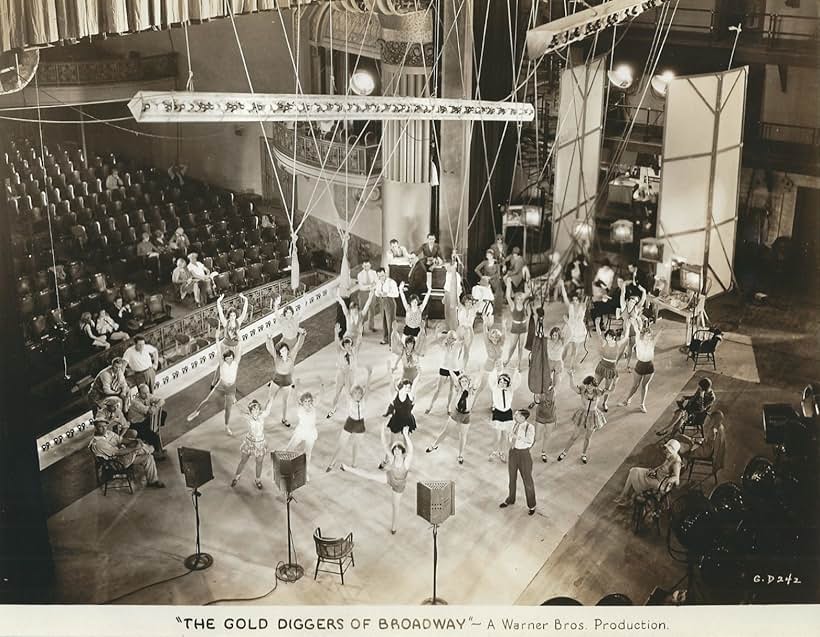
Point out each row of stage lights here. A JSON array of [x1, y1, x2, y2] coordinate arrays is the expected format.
[[607, 65, 676, 98]]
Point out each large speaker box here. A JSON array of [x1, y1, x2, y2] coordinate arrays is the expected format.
[[178, 447, 214, 489], [272, 451, 307, 493], [417, 480, 455, 525], [762, 403, 797, 445]]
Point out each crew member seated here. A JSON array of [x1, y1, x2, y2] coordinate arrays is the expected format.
[[89, 418, 165, 489]]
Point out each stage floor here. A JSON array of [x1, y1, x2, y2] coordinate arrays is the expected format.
[[48, 305, 699, 605]]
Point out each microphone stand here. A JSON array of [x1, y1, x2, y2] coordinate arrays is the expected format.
[[422, 524, 447, 605], [275, 491, 304, 582], [184, 487, 213, 570]]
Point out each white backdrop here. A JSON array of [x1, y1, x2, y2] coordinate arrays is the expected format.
[[657, 67, 748, 296]]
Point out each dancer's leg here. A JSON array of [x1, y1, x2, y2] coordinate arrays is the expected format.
[[428, 419, 451, 450], [186, 385, 219, 421], [328, 430, 351, 470], [350, 435, 359, 467], [391, 491, 402, 533], [233, 452, 250, 480], [304, 439, 315, 481], [457, 422, 470, 459], [224, 393, 235, 428], [342, 464, 389, 484], [581, 428, 594, 454], [328, 370, 346, 416], [254, 456, 263, 480], [280, 386, 292, 423], [621, 373, 642, 405], [425, 377, 445, 413], [639, 373, 655, 410], [559, 428, 581, 457]]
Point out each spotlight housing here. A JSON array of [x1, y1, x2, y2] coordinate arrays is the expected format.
[[349, 69, 376, 96]]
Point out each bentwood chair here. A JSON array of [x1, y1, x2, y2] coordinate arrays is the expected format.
[[313, 528, 355, 584]]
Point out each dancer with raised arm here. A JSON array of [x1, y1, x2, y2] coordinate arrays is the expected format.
[[265, 328, 306, 427], [398, 281, 432, 349], [389, 322, 421, 388], [341, 426, 414, 535], [326, 325, 360, 418], [426, 373, 478, 465], [593, 321, 630, 412], [380, 379, 417, 468], [455, 294, 480, 370], [286, 392, 319, 482], [560, 280, 588, 371], [186, 339, 243, 435], [337, 288, 374, 344], [557, 371, 607, 464], [619, 281, 648, 370], [230, 398, 273, 490], [326, 366, 373, 472], [619, 321, 662, 413], [475, 317, 506, 396], [487, 368, 521, 462], [217, 292, 249, 348], [442, 254, 464, 332], [271, 295, 303, 350], [504, 281, 531, 370], [424, 329, 464, 415], [474, 249, 504, 310]]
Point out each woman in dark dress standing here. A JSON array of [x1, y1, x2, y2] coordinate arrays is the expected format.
[[380, 379, 417, 469]]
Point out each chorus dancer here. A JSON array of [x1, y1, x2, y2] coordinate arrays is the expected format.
[[217, 292, 249, 348], [186, 339, 243, 435], [475, 317, 506, 396], [424, 328, 464, 415], [341, 426, 413, 535], [474, 249, 504, 310], [546, 326, 566, 389], [504, 280, 531, 370], [337, 288, 375, 344], [534, 384, 557, 463], [455, 294, 480, 370], [271, 295, 303, 349], [326, 367, 373, 472], [389, 322, 421, 389], [504, 246, 530, 295], [619, 281, 648, 371], [556, 371, 607, 464], [593, 321, 630, 412], [560, 279, 589, 371], [285, 392, 319, 482], [487, 369, 521, 462], [265, 328, 306, 427], [327, 325, 361, 419], [619, 321, 662, 413], [230, 398, 273, 490], [442, 253, 464, 332], [380, 379, 418, 469], [398, 281, 432, 350], [426, 373, 477, 464], [527, 305, 551, 408], [471, 276, 496, 322]]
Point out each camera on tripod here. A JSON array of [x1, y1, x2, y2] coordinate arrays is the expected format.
[[762, 384, 818, 461]]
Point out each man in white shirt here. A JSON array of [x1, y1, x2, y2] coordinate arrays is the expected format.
[[105, 169, 123, 191], [89, 419, 165, 488], [356, 260, 379, 333], [122, 335, 159, 392], [374, 267, 399, 345], [499, 408, 536, 515], [187, 252, 215, 302]]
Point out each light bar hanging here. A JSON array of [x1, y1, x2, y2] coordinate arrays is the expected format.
[[526, 0, 669, 59], [128, 91, 535, 123]]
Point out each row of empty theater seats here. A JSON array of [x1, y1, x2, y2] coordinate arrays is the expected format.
[[4, 137, 296, 374]]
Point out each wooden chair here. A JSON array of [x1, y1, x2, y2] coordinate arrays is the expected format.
[[632, 476, 675, 537], [91, 450, 135, 495], [685, 429, 727, 486], [686, 328, 721, 370], [313, 527, 355, 584]]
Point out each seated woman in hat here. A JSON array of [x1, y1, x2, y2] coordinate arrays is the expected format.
[[614, 438, 682, 507]]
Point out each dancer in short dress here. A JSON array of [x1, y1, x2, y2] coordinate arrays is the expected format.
[[380, 379, 417, 468], [398, 281, 432, 349], [557, 371, 607, 464], [546, 326, 566, 389], [474, 249, 504, 310], [230, 399, 273, 490], [504, 281, 531, 370], [475, 317, 506, 396], [326, 367, 373, 471], [425, 328, 464, 414], [341, 426, 414, 535], [389, 322, 421, 389], [455, 294, 480, 370], [487, 369, 521, 462], [186, 339, 243, 435], [426, 373, 478, 464], [442, 254, 464, 332], [560, 280, 588, 370], [285, 392, 319, 482], [593, 322, 630, 412], [504, 247, 530, 294], [217, 292, 249, 348], [271, 294, 302, 350], [265, 329, 306, 427], [619, 282, 648, 370], [619, 321, 662, 413], [327, 325, 361, 418], [471, 276, 496, 321], [337, 288, 374, 344]]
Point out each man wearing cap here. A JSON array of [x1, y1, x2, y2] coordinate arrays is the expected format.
[[88, 358, 129, 414], [127, 384, 167, 458], [123, 335, 160, 392], [614, 438, 682, 506], [88, 418, 165, 488]]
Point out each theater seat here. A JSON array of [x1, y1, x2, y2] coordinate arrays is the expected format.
[[247, 262, 264, 287], [230, 267, 247, 291], [146, 294, 171, 323]]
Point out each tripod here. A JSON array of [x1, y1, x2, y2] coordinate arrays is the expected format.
[[275, 492, 303, 582], [184, 488, 213, 571], [421, 524, 447, 605]]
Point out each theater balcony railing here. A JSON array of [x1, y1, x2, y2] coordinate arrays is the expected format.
[[36, 52, 178, 86], [268, 122, 382, 188]]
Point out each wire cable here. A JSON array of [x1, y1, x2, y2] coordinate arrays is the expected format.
[[104, 568, 196, 604], [203, 563, 282, 606]]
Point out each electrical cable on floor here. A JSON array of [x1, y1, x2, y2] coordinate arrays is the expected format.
[[203, 562, 283, 606], [103, 568, 196, 604]]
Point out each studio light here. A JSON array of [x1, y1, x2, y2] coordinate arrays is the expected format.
[[650, 71, 675, 98], [611, 219, 634, 243], [349, 69, 376, 96], [607, 64, 634, 90], [572, 219, 594, 242]]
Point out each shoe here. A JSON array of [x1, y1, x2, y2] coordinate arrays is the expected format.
[[380, 340, 388, 345], [618, 400, 630, 407], [339, 464, 347, 472], [325, 466, 332, 473], [528, 508, 536, 516], [254, 480, 263, 490], [282, 419, 291, 428], [391, 529, 397, 535], [186, 410, 200, 422], [541, 453, 548, 463], [326, 409, 335, 419], [424, 407, 432, 414], [488, 451, 497, 461], [639, 404, 647, 413], [457, 456, 463, 465], [378, 462, 385, 470], [225, 426, 233, 436], [581, 454, 588, 464], [231, 477, 239, 487], [499, 502, 510, 508], [602, 405, 609, 413], [148, 481, 165, 489], [557, 451, 566, 461], [498, 453, 507, 463], [426, 446, 438, 453]]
